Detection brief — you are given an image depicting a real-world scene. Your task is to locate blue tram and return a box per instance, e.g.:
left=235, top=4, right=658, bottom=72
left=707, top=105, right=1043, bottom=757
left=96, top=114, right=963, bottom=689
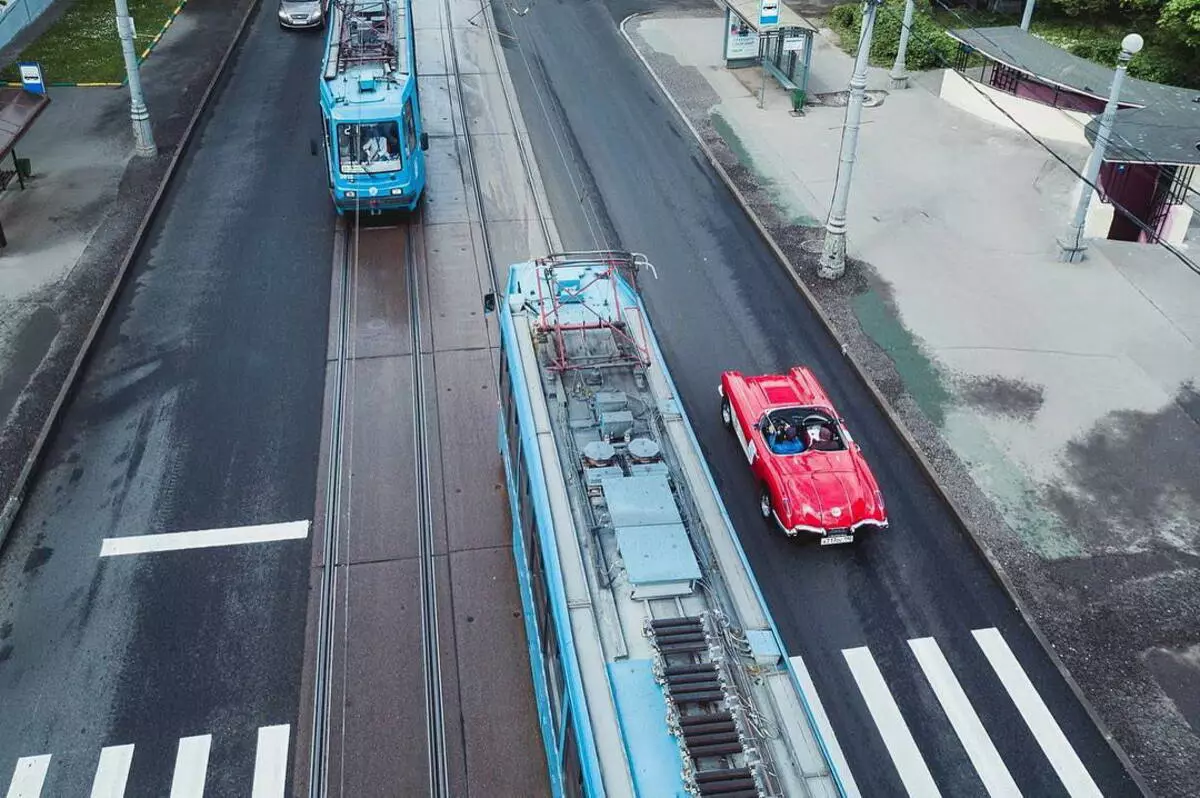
left=319, top=0, right=427, bottom=214
left=493, top=252, right=845, bottom=796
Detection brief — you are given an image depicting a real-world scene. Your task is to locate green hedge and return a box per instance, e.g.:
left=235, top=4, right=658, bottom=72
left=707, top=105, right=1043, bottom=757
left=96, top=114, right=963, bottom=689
left=828, top=1, right=959, bottom=71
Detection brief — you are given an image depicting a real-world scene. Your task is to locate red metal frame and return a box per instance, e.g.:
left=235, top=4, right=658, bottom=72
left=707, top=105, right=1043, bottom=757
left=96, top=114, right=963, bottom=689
left=531, top=251, right=654, bottom=374
left=334, top=0, right=397, bottom=73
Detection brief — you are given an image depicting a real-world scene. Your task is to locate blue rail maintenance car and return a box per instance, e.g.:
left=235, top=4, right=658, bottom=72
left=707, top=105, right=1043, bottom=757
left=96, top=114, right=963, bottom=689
left=319, top=0, right=427, bottom=215
left=492, top=251, right=845, bottom=796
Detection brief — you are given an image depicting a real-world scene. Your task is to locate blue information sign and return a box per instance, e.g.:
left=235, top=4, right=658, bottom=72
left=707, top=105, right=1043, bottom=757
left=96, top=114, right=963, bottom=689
left=18, top=62, right=46, bottom=95
left=759, top=0, right=779, bottom=28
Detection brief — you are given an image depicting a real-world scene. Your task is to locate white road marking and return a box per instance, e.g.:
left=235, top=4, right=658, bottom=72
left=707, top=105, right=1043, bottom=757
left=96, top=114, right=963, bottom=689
left=909, top=637, right=1021, bottom=798
left=842, top=646, right=942, bottom=797
left=100, top=521, right=310, bottom=557
left=5, top=756, right=50, bottom=798
left=973, top=627, right=1102, bottom=798
left=251, top=725, right=290, bottom=798
left=89, top=745, right=134, bottom=798
left=788, top=655, right=862, bottom=798
left=169, top=735, right=212, bottom=798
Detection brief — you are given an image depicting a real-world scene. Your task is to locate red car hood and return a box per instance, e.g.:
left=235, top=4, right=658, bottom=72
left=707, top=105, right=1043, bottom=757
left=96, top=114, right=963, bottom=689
left=772, top=452, right=885, bottom=530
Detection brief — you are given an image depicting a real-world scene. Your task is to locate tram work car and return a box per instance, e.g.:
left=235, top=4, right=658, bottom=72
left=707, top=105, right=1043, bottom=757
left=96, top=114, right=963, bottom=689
left=319, top=0, right=427, bottom=214
left=494, top=251, right=846, bottom=797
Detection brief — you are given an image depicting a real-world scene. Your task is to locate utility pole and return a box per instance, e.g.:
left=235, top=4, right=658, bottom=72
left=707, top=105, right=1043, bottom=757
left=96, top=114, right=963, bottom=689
left=1020, top=0, right=1036, bottom=31
left=889, top=0, right=915, bottom=89
left=819, top=0, right=881, bottom=280
left=1057, top=32, right=1142, bottom=263
left=115, top=0, right=157, bottom=157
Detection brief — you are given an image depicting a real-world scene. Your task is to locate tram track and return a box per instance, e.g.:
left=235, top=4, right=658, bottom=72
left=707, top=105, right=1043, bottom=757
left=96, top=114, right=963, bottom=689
left=307, top=214, right=451, bottom=797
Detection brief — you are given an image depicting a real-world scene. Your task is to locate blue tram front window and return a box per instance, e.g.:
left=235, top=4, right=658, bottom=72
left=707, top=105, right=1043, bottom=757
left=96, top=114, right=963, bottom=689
left=337, top=121, right=403, bottom=174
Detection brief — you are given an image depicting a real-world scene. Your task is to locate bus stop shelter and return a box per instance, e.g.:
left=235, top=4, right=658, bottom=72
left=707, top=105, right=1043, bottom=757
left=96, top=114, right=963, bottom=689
left=721, top=0, right=815, bottom=111
left=0, top=86, right=50, bottom=247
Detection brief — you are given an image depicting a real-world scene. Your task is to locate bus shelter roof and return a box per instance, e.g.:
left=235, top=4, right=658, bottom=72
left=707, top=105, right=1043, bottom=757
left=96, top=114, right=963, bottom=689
left=0, top=88, right=50, bottom=162
left=724, top=0, right=814, bottom=33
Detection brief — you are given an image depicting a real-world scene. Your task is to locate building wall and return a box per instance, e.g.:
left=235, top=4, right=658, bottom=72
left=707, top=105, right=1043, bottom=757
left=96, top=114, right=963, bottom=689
left=939, top=69, right=1092, bottom=146
left=0, top=0, right=56, bottom=53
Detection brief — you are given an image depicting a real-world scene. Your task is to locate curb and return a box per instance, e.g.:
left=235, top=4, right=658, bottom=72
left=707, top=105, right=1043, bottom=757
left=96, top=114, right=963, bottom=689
left=2, top=0, right=190, bottom=89
left=618, top=10, right=1152, bottom=796
left=0, top=0, right=264, bottom=544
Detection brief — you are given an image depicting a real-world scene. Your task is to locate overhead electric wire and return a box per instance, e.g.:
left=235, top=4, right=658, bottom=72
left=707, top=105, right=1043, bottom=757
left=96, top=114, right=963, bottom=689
left=866, top=0, right=1200, bottom=275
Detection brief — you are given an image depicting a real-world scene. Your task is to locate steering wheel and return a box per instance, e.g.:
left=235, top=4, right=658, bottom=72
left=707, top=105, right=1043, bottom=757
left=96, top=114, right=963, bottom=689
left=801, top=413, right=831, bottom=428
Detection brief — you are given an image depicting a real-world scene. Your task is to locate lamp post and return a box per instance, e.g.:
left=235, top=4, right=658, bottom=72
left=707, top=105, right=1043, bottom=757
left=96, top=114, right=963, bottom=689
left=889, top=0, right=915, bottom=90
left=115, top=0, right=157, bottom=157
left=1057, top=32, right=1142, bottom=263
left=1020, top=0, right=1036, bottom=31
left=819, top=0, right=882, bottom=280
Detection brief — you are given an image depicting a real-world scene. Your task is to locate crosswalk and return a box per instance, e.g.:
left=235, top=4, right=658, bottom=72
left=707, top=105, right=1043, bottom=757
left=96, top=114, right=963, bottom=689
left=832, top=627, right=1103, bottom=798
left=3, top=724, right=290, bottom=798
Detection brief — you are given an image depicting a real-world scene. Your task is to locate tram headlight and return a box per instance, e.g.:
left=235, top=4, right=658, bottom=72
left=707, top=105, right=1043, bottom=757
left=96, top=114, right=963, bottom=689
left=390, top=189, right=404, bottom=196
left=343, top=190, right=357, bottom=198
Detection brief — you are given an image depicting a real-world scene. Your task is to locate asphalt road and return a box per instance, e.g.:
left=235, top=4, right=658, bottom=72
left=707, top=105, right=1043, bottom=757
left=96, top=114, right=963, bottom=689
left=490, top=0, right=1142, bottom=794
left=0, top=8, right=332, bottom=796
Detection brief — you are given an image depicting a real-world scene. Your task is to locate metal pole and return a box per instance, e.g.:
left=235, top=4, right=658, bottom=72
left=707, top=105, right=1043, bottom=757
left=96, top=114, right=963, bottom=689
left=889, top=0, right=914, bottom=90
left=115, top=0, right=157, bottom=157
left=819, top=0, right=880, bottom=280
left=1057, top=33, right=1142, bottom=263
left=1020, top=0, right=1035, bottom=31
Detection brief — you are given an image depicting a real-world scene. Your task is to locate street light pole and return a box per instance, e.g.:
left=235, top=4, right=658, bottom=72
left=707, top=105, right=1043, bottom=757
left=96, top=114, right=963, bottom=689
left=889, top=0, right=915, bottom=90
left=1020, top=0, right=1036, bottom=31
left=1057, top=32, right=1142, bottom=263
left=819, top=0, right=881, bottom=280
left=115, top=0, right=157, bottom=157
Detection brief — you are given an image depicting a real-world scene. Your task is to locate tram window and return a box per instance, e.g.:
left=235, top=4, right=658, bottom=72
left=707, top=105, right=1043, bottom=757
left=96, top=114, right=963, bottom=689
left=337, top=121, right=403, bottom=173
left=561, top=716, right=585, bottom=798
left=403, top=100, right=417, bottom=154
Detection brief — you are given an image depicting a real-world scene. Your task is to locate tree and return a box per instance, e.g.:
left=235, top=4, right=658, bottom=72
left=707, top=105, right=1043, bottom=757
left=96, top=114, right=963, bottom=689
left=1158, top=0, right=1200, bottom=47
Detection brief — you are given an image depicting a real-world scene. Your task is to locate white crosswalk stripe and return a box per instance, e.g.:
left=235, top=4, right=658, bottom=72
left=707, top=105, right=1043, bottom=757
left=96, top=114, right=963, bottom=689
left=908, top=637, right=1020, bottom=798
left=842, top=645, right=943, bottom=797
left=251, top=725, right=291, bottom=798
left=973, top=628, right=1103, bottom=798
left=169, top=735, right=212, bottom=798
left=4, top=756, right=49, bottom=798
left=3, top=725, right=290, bottom=797
left=90, top=745, right=134, bottom=798
left=841, top=629, right=1104, bottom=798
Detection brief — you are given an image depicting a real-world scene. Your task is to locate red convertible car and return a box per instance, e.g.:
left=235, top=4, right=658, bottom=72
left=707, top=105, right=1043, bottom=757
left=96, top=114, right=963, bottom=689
left=718, top=367, right=888, bottom=545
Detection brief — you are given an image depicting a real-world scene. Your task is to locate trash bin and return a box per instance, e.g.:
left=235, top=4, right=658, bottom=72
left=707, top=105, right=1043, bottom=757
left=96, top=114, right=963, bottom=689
left=791, top=89, right=806, bottom=114
left=15, top=158, right=31, bottom=178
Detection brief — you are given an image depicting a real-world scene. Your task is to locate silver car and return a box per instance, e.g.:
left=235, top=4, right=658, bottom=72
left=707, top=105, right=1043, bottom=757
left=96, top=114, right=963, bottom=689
left=278, top=0, right=327, bottom=29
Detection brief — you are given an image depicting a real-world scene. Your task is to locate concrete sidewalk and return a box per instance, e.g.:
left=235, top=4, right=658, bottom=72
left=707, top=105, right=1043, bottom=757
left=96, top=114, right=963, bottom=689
left=0, top=0, right=257, bottom=535
left=625, top=6, right=1200, bottom=796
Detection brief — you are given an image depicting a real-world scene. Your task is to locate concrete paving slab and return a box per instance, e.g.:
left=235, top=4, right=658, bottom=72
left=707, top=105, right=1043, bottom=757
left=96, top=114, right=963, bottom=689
left=470, top=132, right=538, bottom=224
left=448, top=544, right=551, bottom=796
left=420, top=75, right=460, bottom=139
left=434, top=347, right=509, bottom=552
left=338, top=353, right=420, bottom=565
left=416, top=26, right=452, bottom=77
left=451, top=24, right=501, bottom=75
left=413, top=0, right=448, bottom=30
left=425, top=221, right=491, bottom=351
left=325, top=557, right=431, bottom=797
left=483, top=217, right=549, bottom=279
left=424, top=137, right=472, bottom=226
left=459, top=71, right=511, bottom=136
left=347, top=226, right=413, bottom=360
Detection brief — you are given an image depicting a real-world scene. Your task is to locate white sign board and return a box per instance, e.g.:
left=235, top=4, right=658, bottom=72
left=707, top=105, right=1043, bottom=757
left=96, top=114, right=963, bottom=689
left=759, top=0, right=779, bottom=28
left=725, top=14, right=760, bottom=60
left=783, top=36, right=805, bottom=53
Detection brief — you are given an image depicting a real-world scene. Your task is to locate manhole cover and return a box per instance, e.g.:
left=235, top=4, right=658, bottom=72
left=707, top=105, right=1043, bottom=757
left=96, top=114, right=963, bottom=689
left=810, top=90, right=887, bottom=107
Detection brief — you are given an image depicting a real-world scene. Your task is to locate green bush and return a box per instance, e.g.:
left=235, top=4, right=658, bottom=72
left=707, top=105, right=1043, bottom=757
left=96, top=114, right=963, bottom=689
left=827, top=1, right=960, bottom=71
